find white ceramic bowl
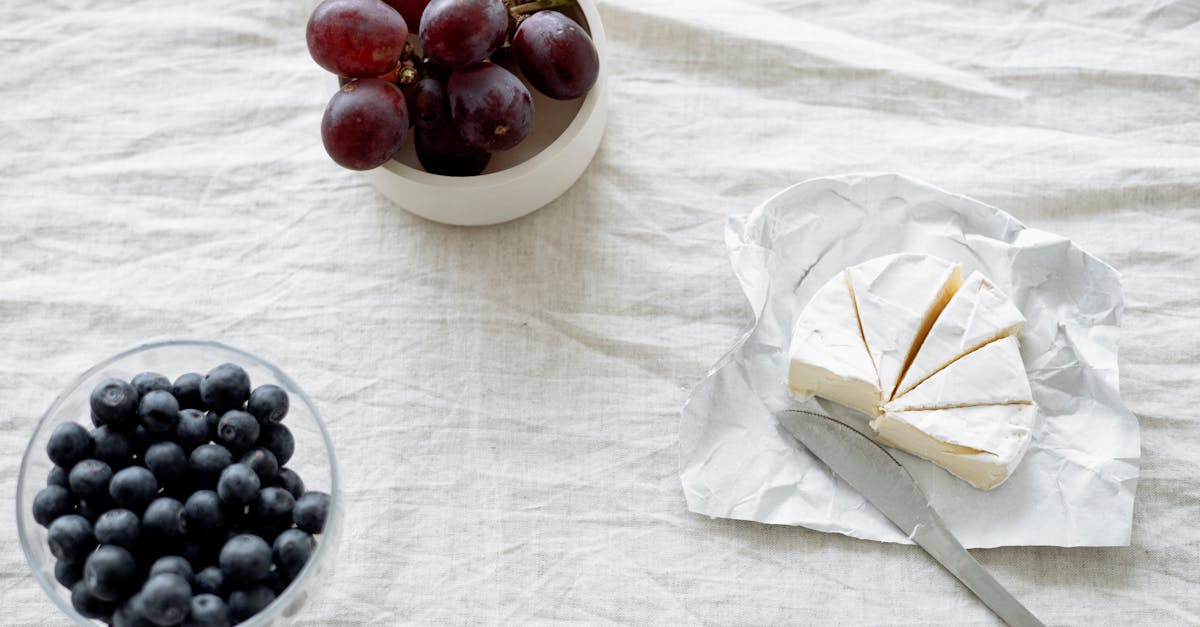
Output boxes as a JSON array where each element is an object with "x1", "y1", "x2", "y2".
[
  {"x1": 366, "y1": 1, "x2": 608, "y2": 226},
  {"x1": 16, "y1": 340, "x2": 341, "y2": 626}
]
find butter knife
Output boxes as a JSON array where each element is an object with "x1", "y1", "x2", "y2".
[{"x1": 777, "y1": 409, "x2": 1044, "y2": 627}]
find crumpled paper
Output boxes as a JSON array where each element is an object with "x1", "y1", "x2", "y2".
[{"x1": 678, "y1": 173, "x2": 1139, "y2": 548}]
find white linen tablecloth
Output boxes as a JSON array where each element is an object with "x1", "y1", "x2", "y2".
[{"x1": 2, "y1": 0, "x2": 1198, "y2": 624}]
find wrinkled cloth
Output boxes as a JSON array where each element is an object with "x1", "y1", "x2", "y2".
[{"x1": 1, "y1": 0, "x2": 1198, "y2": 625}]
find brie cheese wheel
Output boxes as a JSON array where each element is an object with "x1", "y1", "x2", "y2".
[
  {"x1": 884, "y1": 335, "x2": 1033, "y2": 412},
  {"x1": 786, "y1": 252, "x2": 1038, "y2": 490},
  {"x1": 848, "y1": 254, "x2": 963, "y2": 400},
  {"x1": 894, "y1": 271, "x2": 1025, "y2": 398},
  {"x1": 873, "y1": 404, "x2": 1038, "y2": 490},
  {"x1": 787, "y1": 272, "x2": 882, "y2": 416}
]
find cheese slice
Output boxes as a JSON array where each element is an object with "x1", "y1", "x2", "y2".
[
  {"x1": 885, "y1": 335, "x2": 1032, "y2": 412},
  {"x1": 872, "y1": 404, "x2": 1038, "y2": 490},
  {"x1": 847, "y1": 254, "x2": 963, "y2": 401},
  {"x1": 893, "y1": 271, "x2": 1026, "y2": 398},
  {"x1": 787, "y1": 272, "x2": 882, "y2": 416}
]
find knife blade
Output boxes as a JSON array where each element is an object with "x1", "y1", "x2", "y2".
[{"x1": 777, "y1": 409, "x2": 1044, "y2": 627}]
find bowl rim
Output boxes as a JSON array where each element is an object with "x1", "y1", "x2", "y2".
[
  {"x1": 374, "y1": 0, "x2": 608, "y2": 189},
  {"x1": 16, "y1": 339, "x2": 342, "y2": 626}
]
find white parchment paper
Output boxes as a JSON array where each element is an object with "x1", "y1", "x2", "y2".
[{"x1": 679, "y1": 173, "x2": 1140, "y2": 548}]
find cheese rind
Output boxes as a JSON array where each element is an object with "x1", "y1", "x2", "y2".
[
  {"x1": 848, "y1": 254, "x2": 963, "y2": 402},
  {"x1": 872, "y1": 404, "x2": 1038, "y2": 490},
  {"x1": 894, "y1": 271, "x2": 1025, "y2": 398},
  {"x1": 787, "y1": 272, "x2": 882, "y2": 416},
  {"x1": 885, "y1": 335, "x2": 1032, "y2": 412}
]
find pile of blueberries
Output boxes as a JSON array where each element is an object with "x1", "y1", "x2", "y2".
[{"x1": 32, "y1": 364, "x2": 330, "y2": 626}]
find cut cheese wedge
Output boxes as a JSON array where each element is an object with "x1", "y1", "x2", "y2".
[
  {"x1": 894, "y1": 271, "x2": 1025, "y2": 398},
  {"x1": 787, "y1": 272, "x2": 882, "y2": 416},
  {"x1": 847, "y1": 254, "x2": 963, "y2": 402},
  {"x1": 885, "y1": 335, "x2": 1032, "y2": 412},
  {"x1": 873, "y1": 404, "x2": 1038, "y2": 490}
]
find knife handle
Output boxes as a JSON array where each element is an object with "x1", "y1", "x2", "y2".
[{"x1": 912, "y1": 519, "x2": 1045, "y2": 627}]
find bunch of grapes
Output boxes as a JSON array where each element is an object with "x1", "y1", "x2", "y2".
[{"x1": 307, "y1": 0, "x2": 600, "y2": 176}]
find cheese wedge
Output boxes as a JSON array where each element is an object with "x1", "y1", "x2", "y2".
[
  {"x1": 787, "y1": 272, "x2": 882, "y2": 416},
  {"x1": 873, "y1": 404, "x2": 1038, "y2": 490},
  {"x1": 847, "y1": 254, "x2": 963, "y2": 401},
  {"x1": 884, "y1": 335, "x2": 1032, "y2": 412},
  {"x1": 893, "y1": 271, "x2": 1025, "y2": 398}
]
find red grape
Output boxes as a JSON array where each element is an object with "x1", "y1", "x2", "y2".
[
  {"x1": 380, "y1": 0, "x2": 431, "y2": 32},
  {"x1": 414, "y1": 120, "x2": 491, "y2": 176},
  {"x1": 407, "y1": 78, "x2": 449, "y2": 129},
  {"x1": 307, "y1": 0, "x2": 409, "y2": 78},
  {"x1": 513, "y1": 11, "x2": 599, "y2": 100},
  {"x1": 419, "y1": 0, "x2": 508, "y2": 69},
  {"x1": 321, "y1": 79, "x2": 410, "y2": 171},
  {"x1": 447, "y1": 62, "x2": 533, "y2": 152}
]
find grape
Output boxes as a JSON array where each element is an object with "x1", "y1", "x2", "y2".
[
  {"x1": 414, "y1": 120, "x2": 491, "y2": 176},
  {"x1": 407, "y1": 78, "x2": 449, "y2": 129},
  {"x1": 321, "y1": 79, "x2": 410, "y2": 170},
  {"x1": 307, "y1": 0, "x2": 409, "y2": 78},
  {"x1": 448, "y1": 62, "x2": 533, "y2": 152},
  {"x1": 380, "y1": 0, "x2": 431, "y2": 32},
  {"x1": 419, "y1": 0, "x2": 508, "y2": 69},
  {"x1": 513, "y1": 11, "x2": 599, "y2": 100}
]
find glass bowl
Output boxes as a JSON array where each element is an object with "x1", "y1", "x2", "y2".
[{"x1": 16, "y1": 340, "x2": 341, "y2": 625}]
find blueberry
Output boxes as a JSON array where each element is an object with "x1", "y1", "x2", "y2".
[
  {"x1": 200, "y1": 364, "x2": 251, "y2": 413},
  {"x1": 72, "y1": 580, "x2": 118, "y2": 620},
  {"x1": 240, "y1": 448, "x2": 279, "y2": 483},
  {"x1": 171, "y1": 372, "x2": 205, "y2": 410},
  {"x1": 272, "y1": 528, "x2": 315, "y2": 580},
  {"x1": 112, "y1": 593, "x2": 155, "y2": 627},
  {"x1": 47, "y1": 514, "x2": 95, "y2": 563},
  {"x1": 204, "y1": 411, "x2": 221, "y2": 440},
  {"x1": 188, "y1": 444, "x2": 234, "y2": 489},
  {"x1": 47, "y1": 465, "x2": 69, "y2": 488},
  {"x1": 251, "y1": 487, "x2": 295, "y2": 534},
  {"x1": 139, "y1": 390, "x2": 181, "y2": 433},
  {"x1": 140, "y1": 573, "x2": 192, "y2": 626},
  {"x1": 218, "y1": 534, "x2": 272, "y2": 586},
  {"x1": 273, "y1": 468, "x2": 305, "y2": 499},
  {"x1": 216, "y1": 411, "x2": 259, "y2": 453},
  {"x1": 55, "y1": 558, "x2": 83, "y2": 588},
  {"x1": 227, "y1": 584, "x2": 275, "y2": 622},
  {"x1": 193, "y1": 566, "x2": 225, "y2": 596},
  {"x1": 246, "y1": 384, "x2": 288, "y2": 425},
  {"x1": 143, "y1": 497, "x2": 187, "y2": 546},
  {"x1": 90, "y1": 378, "x2": 139, "y2": 431},
  {"x1": 95, "y1": 508, "x2": 141, "y2": 549},
  {"x1": 91, "y1": 425, "x2": 134, "y2": 468},
  {"x1": 68, "y1": 459, "x2": 114, "y2": 501},
  {"x1": 132, "y1": 372, "x2": 173, "y2": 397},
  {"x1": 150, "y1": 555, "x2": 195, "y2": 586},
  {"x1": 217, "y1": 464, "x2": 260, "y2": 506},
  {"x1": 84, "y1": 544, "x2": 138, "y2": 601},
  {"x1": 293, "y1": 491, "x2": 330, "y2": 534},
  {"x1": 47, "y1": 422, "x2": 93, "y2": 468},
  {"x1": 109, "y1": 466, "x2": 159, "y2": 511},
  {"x1": 185, "y1": 593, "x2": 232, "y2": 627},
  {"x1": 184, "y1": 490, "x2": 225, "y2": 534},
  {"x1": 33, "y1": 485, "x2": 75, "y2": 527},
  {"x1": 256, "y1": 423, "x2": 294, "y2": 466},
  {"x1": 145, "y1": 441, "x2": 188, "y2": 485},
  {"x1": 175, "y1": 409, "x2": 210, "y2": 451}
]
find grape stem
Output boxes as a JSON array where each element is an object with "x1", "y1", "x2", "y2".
[{"x1": 508, "y1": 0, "x2": 578, "y2": 17}]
